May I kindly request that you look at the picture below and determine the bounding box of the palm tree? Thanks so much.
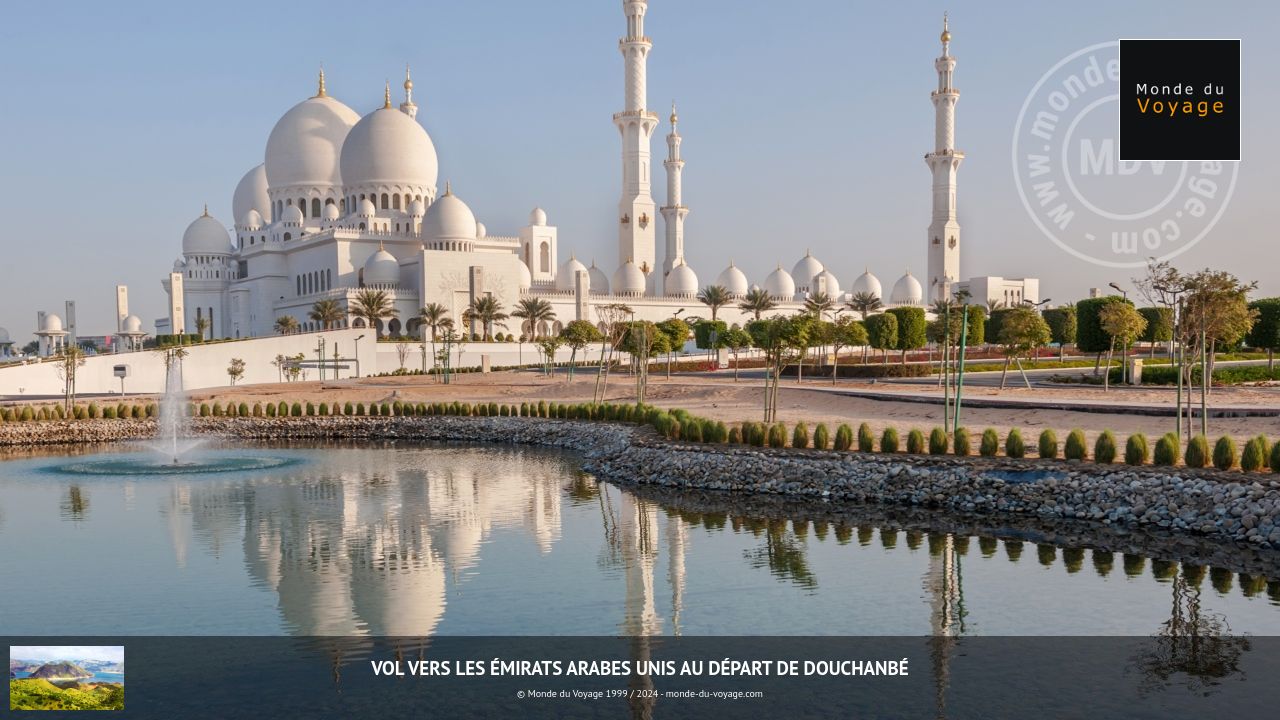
[463,295,509,341]
[697,285,731,322]
[309,299,343,330]
[986,298,1005,312]
[194,316,211,341]
[739,287,776,320]
[352,289,398,336]
[512,297,556,340]
[273,315,299,335]
[846,291,882,320]
[416,303,450,341]
[804,292,835,321]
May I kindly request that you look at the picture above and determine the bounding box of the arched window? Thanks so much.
[283,233,292,242]
[539,242,550,273]
[297,197,305,213]
[286,198,293,206]
[358,223,366,231]
[392,194,401,210]
[340,198,347,214]
[380,193,389,209]
[311,198,321,217]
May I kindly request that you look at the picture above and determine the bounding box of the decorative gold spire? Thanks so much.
[202,203,209,217]
[670,100,678,125]
[941,12,951,44]
[404,64,413,93]
[383,81,392,109]
[316,65,327,98]
[444,180,452,196]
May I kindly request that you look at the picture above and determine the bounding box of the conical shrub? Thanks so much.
[1064,429,1088,460]
[880,427,899,453]
[768,423,788,448]
[979,428,999,457]
[928,427,948,455]
[1241,436,1266,472]
[953,427,971,456]
[1213,436,1237,471]
[1038,429,1058,459]
[1153,433,1179,466]
[792,422,809,449]
[1005,429,1026,458]
[813,424,830,450]
[906,429,925,454]
[857,423,875,453]
[1185,435,1209,468]
[834,424,854,451]
[1094,430,1117,464]
[1125,433,1149,466]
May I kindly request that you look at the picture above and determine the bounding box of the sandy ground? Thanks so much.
[168,368,1280,444]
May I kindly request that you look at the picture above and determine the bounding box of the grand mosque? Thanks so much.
[157,4,1037,341]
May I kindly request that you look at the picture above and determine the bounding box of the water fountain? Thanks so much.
[151,347,203,466]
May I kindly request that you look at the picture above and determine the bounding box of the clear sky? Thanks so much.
[0,0,1274,341]
[10,646,124,664]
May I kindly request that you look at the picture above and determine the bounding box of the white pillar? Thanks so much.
[615,0,658,288]
[660,103,689,293]
[925,14,963,304]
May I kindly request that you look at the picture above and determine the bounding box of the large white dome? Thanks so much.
[715,262,749,297]
[814,269,841,297]
[850,268,882,298]
[763,265,796,300]
[264,94,360,191]
[791,251,825,291]
[557,256,588,292]
[233,164,271,225]
[339,106,438,195]
[40,314,64,333]
[182,211,231,255]
[612,260,646,296]
[665,262,699,298]
[363,246,400,286]
[890,271,923,305]
[422,190,477,242]
[588,261,610,295]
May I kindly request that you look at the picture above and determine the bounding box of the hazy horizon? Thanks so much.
[10,646,124,664]
[0,0,1272,342]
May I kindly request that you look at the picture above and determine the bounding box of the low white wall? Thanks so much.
[0,329,375,398]
[373,340,619,375]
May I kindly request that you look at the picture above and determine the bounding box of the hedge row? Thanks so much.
[0,402,160,422]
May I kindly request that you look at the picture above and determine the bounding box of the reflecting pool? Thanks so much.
[1,441,1277,636]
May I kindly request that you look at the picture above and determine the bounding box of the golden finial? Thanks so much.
[670,100,678,125]
[404,64,413,92]
[444,180,452,196]
[383,80,392,109]
[316,65,327,98]
[941,12,951,44]
[202,203,209,217]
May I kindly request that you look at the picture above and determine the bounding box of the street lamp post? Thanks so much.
[1153,280,1188,442]
[1109,283,1131,384]
[354,334,365,378]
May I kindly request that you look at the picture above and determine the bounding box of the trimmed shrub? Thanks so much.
[953,427,971,456]
[226,403,238,418]
[906,428,925,454]
[834,424,854,451]
[813,423,830,450]
[1065,429,1088,461]
[200,403,211,417]
[928,428,948,455]
[792,423,809,449]
[538,400,548,418]
[1094,431,1117,464]
[88,402,100,419]
[102,406,116,419]
[1252,435,1271,469]
[880,427,899,453]
[266,402,277,417]
[117,403,128,418]
[857,423,875,453]
[1154,433,1179,466]
[711,421,729,443]
[1241,436,1267,472]
[1005,429,1025,458]
[1213,436,1237,471]
[252,402,263,417]
[768,423,788,449]
[979,428,999,457]
[1038,429,1058,459]
[381,403,391,416]
[728,426,742,444]
[147,403,159,418]
[278,401,289,417]
[291,402,303,417]
[1125,433,1149,466]
[1271,441,1280,473]
[239,402,250,417]
[749,422,766,447]
[1185,435,1209,468]
[355,402,366,416]
[345,401,355,415]
[304,402,315,416]
[133,405,145,419]
[686,422,703,443]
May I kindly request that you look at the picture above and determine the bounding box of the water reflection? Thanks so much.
[60,485,89,521]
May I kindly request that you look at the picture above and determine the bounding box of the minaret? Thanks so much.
[614,0,658,291]
[926,13,963,303]
[400,64,418,119]
[660,101,688,291]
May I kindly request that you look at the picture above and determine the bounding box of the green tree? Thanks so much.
[887,307,927,364]
[1099,301,1148,392]
[656,317,690,378]
[1076,296,1129,369]
[1042,304,1076,360]
[803,292,835,321]
[273,315,299,335]
[352,288,398,336]
[697,285,731,322]
[747,315,809,421]
[308,299,343,330]
[463,295,509,341]
[828,316,868,383]
[738,287,776,320]
[864,313,898,364]
[1246,298,1280,371]
[559,320,603,380]
[194,315,212,341]
[720,325,753,381]
[997,306,1052,389]
[846,291,882,320]
[54,345,87,413]
[1137,306,1174,358]
[226,357,245,386]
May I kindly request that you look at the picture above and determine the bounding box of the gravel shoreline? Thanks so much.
[4,416,1279,555]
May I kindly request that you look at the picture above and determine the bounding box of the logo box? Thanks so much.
[1119,39,1240,161]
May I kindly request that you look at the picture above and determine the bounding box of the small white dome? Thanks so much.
[791,250,825,291]
[363,246,400,286]
[814,269,841,297]
[530,207,547,226]
[240,209,263,229]
[422,191,477,242]
[182,211,232,255]
[850,268,882,299]
[475,221,487,238]
[588,262,610,295]
[612,260,646,296]
[340,106,438,194]
[233,164,271,225]
[665,262,699,298]
[40,314,64,333]
[763,265,796,300]
[557,255,588,292]
[357,197,377,217]
[123,315,143,333]
[264,94,360,190]
[516,258,533,289]
[322,202,340,221]
[715,262,749,297]
[890,270,923,305]
[172,257,187,270]
[281,204,304,225]
[408,199,426,217]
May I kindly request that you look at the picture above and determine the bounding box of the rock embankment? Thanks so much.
[2,416,1278,550]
